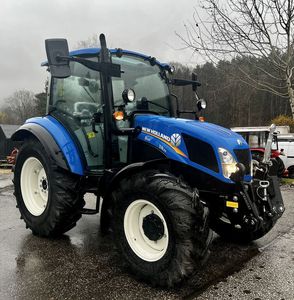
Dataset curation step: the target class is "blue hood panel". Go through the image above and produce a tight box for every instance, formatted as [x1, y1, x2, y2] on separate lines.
[134, 115, 251, 183]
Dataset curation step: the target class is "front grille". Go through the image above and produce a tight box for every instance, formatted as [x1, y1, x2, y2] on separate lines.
[182, 134, 219, 172]
[234, 149, 251, 175]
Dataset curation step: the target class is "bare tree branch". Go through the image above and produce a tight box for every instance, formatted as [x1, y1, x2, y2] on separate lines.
[178, 0, 294, 118]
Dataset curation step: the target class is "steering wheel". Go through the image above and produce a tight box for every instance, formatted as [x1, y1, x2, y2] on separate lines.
[54, 100, 102, 120]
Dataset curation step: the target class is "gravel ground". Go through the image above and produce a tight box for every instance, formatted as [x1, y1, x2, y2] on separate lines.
[0, 172, 293, 299]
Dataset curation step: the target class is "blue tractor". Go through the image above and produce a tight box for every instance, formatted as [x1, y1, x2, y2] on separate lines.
[12, 34, 284, 286]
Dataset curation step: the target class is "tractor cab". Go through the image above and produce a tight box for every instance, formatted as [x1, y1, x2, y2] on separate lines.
[45, 48, 173, 172]
[43, 38, 202, 174]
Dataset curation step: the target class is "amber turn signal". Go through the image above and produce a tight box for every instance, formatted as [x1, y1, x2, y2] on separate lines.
[199, 116, 205, 122]
[113, 111, 124, 121]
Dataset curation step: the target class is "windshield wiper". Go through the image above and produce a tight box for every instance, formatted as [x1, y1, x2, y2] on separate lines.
[141, 97, 169, 111]
[82, 86, 96, 103]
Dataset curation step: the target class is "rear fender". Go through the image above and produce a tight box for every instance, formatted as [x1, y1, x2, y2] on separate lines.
[11, 117, 84, 176]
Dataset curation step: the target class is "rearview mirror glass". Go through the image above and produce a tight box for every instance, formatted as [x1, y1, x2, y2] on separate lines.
[45, 39, 71, 78]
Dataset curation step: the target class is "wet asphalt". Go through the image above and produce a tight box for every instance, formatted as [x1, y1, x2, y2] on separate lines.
[0, 172, 293, 300]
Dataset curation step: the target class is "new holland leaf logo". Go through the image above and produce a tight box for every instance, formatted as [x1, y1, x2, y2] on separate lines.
[171, 133, 181, 147]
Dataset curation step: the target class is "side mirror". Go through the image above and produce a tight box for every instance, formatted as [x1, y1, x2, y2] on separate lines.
[45, 39, 71, 78]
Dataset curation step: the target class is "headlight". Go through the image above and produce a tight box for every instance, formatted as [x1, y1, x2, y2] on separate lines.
[218, 148, 238, 179]
[197, 99, 207, 111]
[122, 88, 135, 103]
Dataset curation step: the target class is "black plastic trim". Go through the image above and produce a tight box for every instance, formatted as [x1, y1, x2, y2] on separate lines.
[11, 123, 69, 171]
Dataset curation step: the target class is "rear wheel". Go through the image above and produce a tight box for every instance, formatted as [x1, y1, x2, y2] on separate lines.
[14, 139, 84, 237]
[112, 170, 211, 287]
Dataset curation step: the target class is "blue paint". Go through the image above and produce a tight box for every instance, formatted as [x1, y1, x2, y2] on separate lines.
[134, 115, 252, 184]
[41, 48, 170, 69]
[24, 116, 84, 175]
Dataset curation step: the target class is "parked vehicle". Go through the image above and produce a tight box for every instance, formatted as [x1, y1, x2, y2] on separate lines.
[231, 126, 286, 177]
[0, 124, 20, 161]
[277, 134, 294, 178]
[12, 34, 285, 286]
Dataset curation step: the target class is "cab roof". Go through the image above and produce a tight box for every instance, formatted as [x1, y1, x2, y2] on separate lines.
[41, 47, 170, 70]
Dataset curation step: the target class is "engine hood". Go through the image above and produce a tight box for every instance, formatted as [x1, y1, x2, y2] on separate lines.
[134, 115, 250, 183]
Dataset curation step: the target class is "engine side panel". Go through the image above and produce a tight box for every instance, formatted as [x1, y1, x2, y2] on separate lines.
[134, 115, 252, 184]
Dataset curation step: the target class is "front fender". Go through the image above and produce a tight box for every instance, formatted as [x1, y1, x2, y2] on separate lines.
[11, 116, 84, 175]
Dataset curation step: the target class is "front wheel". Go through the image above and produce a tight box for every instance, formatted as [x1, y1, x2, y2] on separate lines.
[14, 138, 84, 237]
[112, 170, 211, 287]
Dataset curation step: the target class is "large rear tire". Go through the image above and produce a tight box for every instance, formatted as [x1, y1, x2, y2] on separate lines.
[112, 170, 211, 287]
[14, 138, 84, 237]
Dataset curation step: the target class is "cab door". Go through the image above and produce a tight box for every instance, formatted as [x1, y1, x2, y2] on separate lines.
[49, 58, 105, 172]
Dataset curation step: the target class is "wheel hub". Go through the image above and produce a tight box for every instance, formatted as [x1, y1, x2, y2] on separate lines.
[124, 199, 169, 262]
[142, 213, 164, 241]
[41, 179, 48, 190]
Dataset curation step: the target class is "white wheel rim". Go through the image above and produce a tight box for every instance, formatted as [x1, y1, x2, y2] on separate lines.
[20, 157, 49, 216]
[124, 199, 169, 262]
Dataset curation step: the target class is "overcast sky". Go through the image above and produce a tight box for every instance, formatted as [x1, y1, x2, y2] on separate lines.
[0, 0, 201, 105]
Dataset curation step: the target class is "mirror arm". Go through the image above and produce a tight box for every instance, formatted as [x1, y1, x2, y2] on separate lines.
[56, 55, 121, 77]
[170, 78, 201, 87]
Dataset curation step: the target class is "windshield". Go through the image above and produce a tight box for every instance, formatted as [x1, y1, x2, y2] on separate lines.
[111, 55, 171, 116]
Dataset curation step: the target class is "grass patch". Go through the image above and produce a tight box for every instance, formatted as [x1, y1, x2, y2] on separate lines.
[0, 168, 11, 174]
[281, 178, 294, 185]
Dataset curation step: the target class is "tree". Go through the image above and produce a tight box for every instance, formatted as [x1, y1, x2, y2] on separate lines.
[177, 0, 294, 119]
[35, 92, 47, 116]
[169, 60, 291, 127]
[271, 114, 294, 131]
[2, 90, 37, 124]
[0, 112, 8, 123]
[75, 34, 99, 49]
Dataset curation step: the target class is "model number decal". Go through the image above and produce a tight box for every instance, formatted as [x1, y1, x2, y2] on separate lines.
[141, 127, 186, 158]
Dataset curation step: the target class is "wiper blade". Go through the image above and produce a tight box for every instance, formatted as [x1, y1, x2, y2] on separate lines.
[141, 98, 169, 111]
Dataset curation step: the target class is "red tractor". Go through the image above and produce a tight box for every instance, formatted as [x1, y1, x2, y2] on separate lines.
[231, 126, 286, 177]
